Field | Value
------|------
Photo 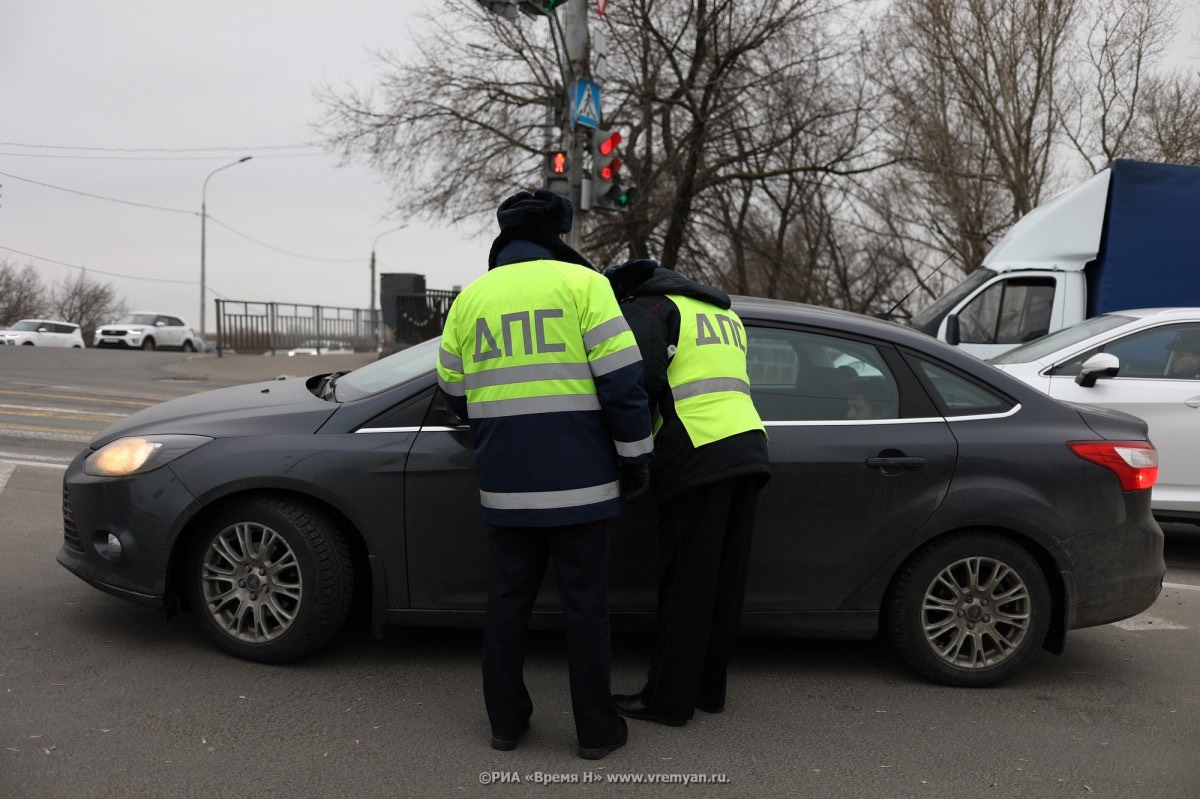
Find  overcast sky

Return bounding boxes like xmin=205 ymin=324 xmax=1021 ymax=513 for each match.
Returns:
xmin=2 ymin=2 xmax=1198 ymax=333
xmin=0 ymin=0 xmax=487 ymax=331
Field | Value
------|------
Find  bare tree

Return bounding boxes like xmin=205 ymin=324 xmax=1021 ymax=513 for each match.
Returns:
xmin=1129 ymin=72 xmax=1200 ymax=165
xmin=864 ymin=0 xmax=1080 ymax=316
xmin=316 ymin=0 xmax=888 ymax=303
xmin=1060 ymin=0 xmax=1179 ymax=171
xmin=0 ymin=259 xmax=47 ymax=326
xmin=47 ymin=272 xmax=126 ymax=343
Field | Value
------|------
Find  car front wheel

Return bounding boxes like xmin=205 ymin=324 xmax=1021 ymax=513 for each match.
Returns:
xmin=885 ymin=531 xmax=1050 ymax=687
xmin=186 ymin=496 xmax=354 ymax=663
xmin=182 ymin=340 xmax=195 ymax=352
xmin=141 ymin=337 xmax=156 ymax=351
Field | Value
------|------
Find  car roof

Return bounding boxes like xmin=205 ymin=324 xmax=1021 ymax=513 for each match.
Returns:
xmin=1096 ymin=307 xmax=1200 ymax=321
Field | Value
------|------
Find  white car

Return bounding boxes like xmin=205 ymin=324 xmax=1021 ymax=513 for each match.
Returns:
xmin=94 ymin=312 xmax=202 ymax=352
xmin=990 ymin=307 xmax=1200 ymax=523
xmin=287 ymin=339 xmax=355 ymax=356
xmin=0 ymin=319 xmax=86 ymax=347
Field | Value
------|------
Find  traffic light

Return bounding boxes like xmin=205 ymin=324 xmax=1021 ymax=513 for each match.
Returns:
xmin=517 ymin=0 xmax=569 ymax=16
xmin=590 ymin=129 xmax=635 ymax=211
xmin=592 ymin=129 xmax=622 ymax=208
xmin=544 ymin=148 xmax=569 ymax=197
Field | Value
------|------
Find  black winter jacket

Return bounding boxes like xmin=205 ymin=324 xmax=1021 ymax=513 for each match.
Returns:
xmin=604 ymin=259 xmax=770 ymax=502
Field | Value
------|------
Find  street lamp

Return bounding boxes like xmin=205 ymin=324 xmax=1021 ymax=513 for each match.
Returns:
xmin=200 ymin=156 xmax=252 ymax=337
xmin=370 ymin=226 xmax=406 ymax=351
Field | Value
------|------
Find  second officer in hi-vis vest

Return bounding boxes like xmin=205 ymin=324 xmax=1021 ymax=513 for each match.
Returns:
xmin=604 ymin=258 xmax=771 ymax=727
xmin=437 ymin=189 xmax=653 ymax=760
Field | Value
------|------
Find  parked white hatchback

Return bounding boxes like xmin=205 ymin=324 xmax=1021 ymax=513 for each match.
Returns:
xmin=990 ymin=307 xmax=1200 ymax=523
xmin=94 ymin=312 xmax=202 ymax=352
xmin=0 ymin=319 xmax=86 ymax=347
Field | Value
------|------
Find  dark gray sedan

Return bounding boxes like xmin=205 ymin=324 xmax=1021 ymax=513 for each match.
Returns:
xmin=59 ymin=298 xmax=1165 ymax=687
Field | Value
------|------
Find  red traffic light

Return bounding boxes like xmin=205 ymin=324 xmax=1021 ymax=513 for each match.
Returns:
xmin=550 ymin=150 xmax=568 ymax=174
xmin=599 ymin=157 xmax=622 ymax=181
xmin=598 ymin=131 xmax=622 ymax=156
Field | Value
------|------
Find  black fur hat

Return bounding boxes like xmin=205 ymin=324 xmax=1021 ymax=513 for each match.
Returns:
xmin=496 ymin=189 xmax=573 ymax=234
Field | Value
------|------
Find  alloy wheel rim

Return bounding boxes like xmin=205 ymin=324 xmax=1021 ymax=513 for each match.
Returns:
xmin=920 ymin=555 xmax=1031 ymax=670
xmin=200 ymin=521 xmax=303 ymax=644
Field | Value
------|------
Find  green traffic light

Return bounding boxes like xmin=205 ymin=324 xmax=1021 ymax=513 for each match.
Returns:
xmin=542 ymin=0 xmax=569 ymax=12
xmin=616 ymin=186 xmax=638 ymax=208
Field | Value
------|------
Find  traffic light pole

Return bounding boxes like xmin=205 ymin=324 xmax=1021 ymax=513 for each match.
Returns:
xmin=563 ymin=0 xmax=589 ymax=252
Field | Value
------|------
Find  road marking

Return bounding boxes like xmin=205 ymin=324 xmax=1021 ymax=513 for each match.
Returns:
xmin=0 ymin=388 xmax=157 ymax=408
xmin=1163 ymin=581 xmax=1200 ymax=592
xmin=0 ymin=402 xmax=125 ymax=420
xmin=1112 ymin=615 xmax=1188 ymax=630
xmin=0 ymin=462 xmax=13 ymax=493
xmin=0 ymin=450 xmax=72 ymax=464
xmin=0 ymin=426 xmax=93 ymax=443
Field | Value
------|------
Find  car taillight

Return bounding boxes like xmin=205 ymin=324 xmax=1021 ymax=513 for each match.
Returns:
xmin=1068 ymin=441 xmax=1158 ymax=491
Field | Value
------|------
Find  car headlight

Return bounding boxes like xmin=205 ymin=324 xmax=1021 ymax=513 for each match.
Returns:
xmin=84 ymin=434 xmax=213 ymax=477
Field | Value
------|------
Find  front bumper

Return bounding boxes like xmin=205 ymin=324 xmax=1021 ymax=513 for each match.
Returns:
xmin=58 ymin=452 xmax=200 ymax=607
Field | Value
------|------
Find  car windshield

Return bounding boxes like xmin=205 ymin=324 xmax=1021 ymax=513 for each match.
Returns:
xmin=9 ymin=321 xmax=43 ymax=331
xmin=333 ymin=337 xmax=441 ymax=402
xmin=908 ymin=268 xmax=994 ymax=335
xmin=116 ymin=314 xmax=158 ymax=325
xmin=989 ymin=313 xmax=1135 ymax=364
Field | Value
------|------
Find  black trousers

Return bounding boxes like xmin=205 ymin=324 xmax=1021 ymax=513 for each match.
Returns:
xmin=639 ymin=475 xmax=760 ymax=720
xmin=482 ymin=519 xmax=621 ymax=748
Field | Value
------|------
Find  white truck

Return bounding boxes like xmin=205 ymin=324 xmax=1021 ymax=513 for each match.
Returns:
xmin=909 ymin=159 xmax=1200 ymax=359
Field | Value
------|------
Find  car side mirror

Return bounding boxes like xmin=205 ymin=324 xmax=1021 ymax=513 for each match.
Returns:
xmin=945 ymin=314 xmax=961 ymax=346
xmin=1076 ymin=353 xmax=1120 ymax=387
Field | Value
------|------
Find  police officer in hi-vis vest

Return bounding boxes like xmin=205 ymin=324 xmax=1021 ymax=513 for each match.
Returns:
xmin=437 ymin=190 xmax=653 ymax=760
xmin=604 ymin=258 xmax=771 ymax=727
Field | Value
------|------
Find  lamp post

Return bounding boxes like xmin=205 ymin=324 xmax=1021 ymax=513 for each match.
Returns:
xmin=200 ymin=156 xmax=252 ymax=337
xmin=370 ymin=226 xmax=406 ymax=352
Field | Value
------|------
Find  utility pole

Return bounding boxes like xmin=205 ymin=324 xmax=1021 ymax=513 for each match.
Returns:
xmin=478 ymin=0 xmax=596 ymax=249
xmin=563 ymin=0 xmax=590 ymax=252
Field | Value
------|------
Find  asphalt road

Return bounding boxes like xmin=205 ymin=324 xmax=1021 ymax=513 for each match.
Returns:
xmin=2 ymin=347 xmax=1199 ymax=798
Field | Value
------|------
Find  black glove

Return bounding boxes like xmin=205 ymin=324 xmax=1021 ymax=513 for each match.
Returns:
xmin=619 ymin=463 xmax=651 ymax=502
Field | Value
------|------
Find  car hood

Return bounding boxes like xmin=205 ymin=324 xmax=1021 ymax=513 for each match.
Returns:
xmin=101 ymin=323 xmax=153 ymax=332
xmin=90 ymin=377 xmax=337 ymax=448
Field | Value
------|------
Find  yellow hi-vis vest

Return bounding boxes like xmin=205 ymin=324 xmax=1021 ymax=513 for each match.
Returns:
xmin=664 ymin=294 xmax=765 ymax=448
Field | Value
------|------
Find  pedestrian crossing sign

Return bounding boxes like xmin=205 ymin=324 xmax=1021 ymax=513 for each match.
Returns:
xmin=572 ymin=79 xmax=601 ymax=129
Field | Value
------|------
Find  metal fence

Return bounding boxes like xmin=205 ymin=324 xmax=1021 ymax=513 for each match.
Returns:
xmin=393 ymin=289 xmax=459 ymax=347
xmin=214 ymin=289 xmax=461 ymax=356
xmin=213 ymin=301 xmax=377 ymax=356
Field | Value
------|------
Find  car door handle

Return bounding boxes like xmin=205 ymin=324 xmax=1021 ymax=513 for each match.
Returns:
xmin=865 ymin=456 xmax=927 ymax=474
xmin=1186 ymin=397 xmax=1200 ymax=409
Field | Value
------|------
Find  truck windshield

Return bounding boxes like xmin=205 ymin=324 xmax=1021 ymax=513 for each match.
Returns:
xmin=988 ymin=314 xmax=1135 ymax=364
xmin=909 ymin=269 xmax=994 ymax=336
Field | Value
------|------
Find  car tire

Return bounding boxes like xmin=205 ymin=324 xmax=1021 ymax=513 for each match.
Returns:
xmin=885 ymin=531 xmax=1050 ymax=688
xmin=182 ymin=340 xmax=195 ymax=353
xmin=141 ymin=337 xmax=156 ymax=351
xmin=185 ymin=496 xmax=354 ymax=663
xmin=22 ymin=341 xmax=33 ymax=346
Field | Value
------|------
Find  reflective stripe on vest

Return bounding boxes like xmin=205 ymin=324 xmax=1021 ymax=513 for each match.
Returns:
xmin=480 ymin=480 xmax=620 ymax=510
xmin=440 ymin=260 xmax=641 ymax=420
xmin=665 ymin=294 xmax=765 ymax=448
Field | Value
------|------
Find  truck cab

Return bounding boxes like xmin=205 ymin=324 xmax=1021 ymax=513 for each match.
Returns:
xmin=910 ymin=165 xmax=1111 ymax=359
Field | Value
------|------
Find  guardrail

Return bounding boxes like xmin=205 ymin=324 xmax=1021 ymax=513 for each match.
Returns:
xmin=214 ymin=290 xmax=460 ymax=356
xmin=213 ymin=301 xmax=377 ymax=356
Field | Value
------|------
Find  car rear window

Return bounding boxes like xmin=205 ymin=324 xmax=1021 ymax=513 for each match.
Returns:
xmin=912 ymin=359 xmax=1014 ymax=417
